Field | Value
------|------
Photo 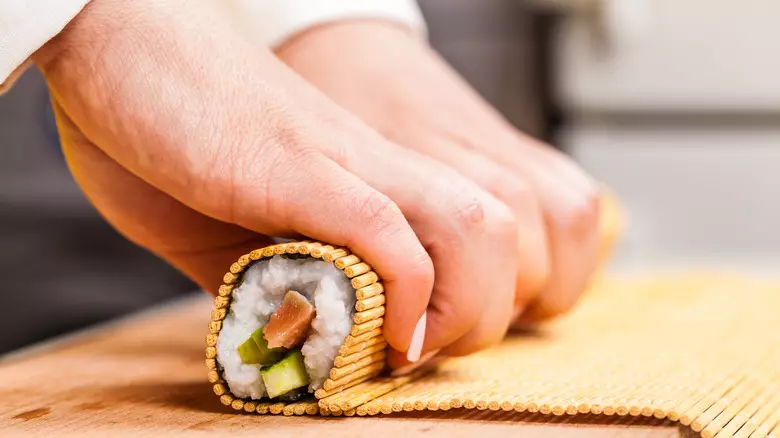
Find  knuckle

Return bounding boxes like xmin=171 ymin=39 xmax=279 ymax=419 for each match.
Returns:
xmin=451 ymin=195 xmax=487 ymax=236
xmin=235 ymin=145 xmax=317 ymax=225
xmin=449 ymin=192 xmax=518 ymax=244
xmin=356 ymin=191 xmax=405 ymax=236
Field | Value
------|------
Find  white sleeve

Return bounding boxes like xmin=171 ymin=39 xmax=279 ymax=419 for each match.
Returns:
xmin=0 ymin=0 xmax=90 ymax=93
xmin=224 ymin=0 xmax=427 ymax=48
xmin=1 ymin=1 xmax=425 ymax=93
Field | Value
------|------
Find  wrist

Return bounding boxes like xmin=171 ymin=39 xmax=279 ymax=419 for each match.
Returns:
xmin=33 ymin=0 xmax=206 ymax=81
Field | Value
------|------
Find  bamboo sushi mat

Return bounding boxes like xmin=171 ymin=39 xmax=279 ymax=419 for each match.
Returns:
xmin=309 ymin=274 xmax=778 ymax=438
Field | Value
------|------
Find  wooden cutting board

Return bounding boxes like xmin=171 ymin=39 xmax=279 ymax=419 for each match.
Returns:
xmin=0 ymin=294 xmax=692 ymax=437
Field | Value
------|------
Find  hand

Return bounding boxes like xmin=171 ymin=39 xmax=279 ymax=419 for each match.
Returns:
xmin=36 ymin=1 xmax=521 ymax=368
xmin=275 ymin=21 xmax=605 ymax=330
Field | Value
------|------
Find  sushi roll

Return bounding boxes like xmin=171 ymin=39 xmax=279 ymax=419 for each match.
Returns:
xmin=206 ymin=241 xmax=389 ymax=414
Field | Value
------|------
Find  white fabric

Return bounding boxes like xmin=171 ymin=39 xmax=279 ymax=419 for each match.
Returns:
xmin=225 ymin=0 xmax=427 ymax=48
xmin=0 ymin=0 xmax=90 ymax=93
xmin=0 ymin=0 xmax=425 ymax=93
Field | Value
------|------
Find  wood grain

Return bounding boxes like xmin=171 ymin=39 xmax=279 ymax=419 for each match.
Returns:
xmin=0 ymin=295 xmax=687 ymax=437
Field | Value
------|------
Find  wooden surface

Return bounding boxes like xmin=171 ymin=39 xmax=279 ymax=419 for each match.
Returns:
xmin=0 ymin=295 xmax=693 ymax=437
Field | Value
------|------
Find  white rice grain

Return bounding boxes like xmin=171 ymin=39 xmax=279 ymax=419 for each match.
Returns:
xmin=215 ymin=255 xmax=355 ymax=399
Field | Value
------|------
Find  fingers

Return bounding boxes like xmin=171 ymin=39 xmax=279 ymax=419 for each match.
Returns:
xmin=326 ymin=139 xmax=519 ymax=361
xmin=396 ymin=135 xmax=552 ymax=309
xmin=401 ymin=126 xmax=602 ymax=326
xmin=515 ymin=186 xmax=601 ymax=323
xmin=504 ymin=142 xmax=603 ymax=325
xmin=274 ymin=17 xmax=606 ymax=329
xmin=439 ymin=262 xmax=517 ymax=356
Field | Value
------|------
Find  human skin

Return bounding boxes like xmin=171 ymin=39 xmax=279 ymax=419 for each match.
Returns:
xmin=273 ymin=22 xmax=603 ymax=365
xmin=31 ymin=0 xmax=537 ymax=367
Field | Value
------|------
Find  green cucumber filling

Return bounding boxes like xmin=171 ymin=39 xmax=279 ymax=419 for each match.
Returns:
xmin=237 ymin=326 xmax=309 ymax=399
xmin=236 ymin=326 xmax=286 ymax=366
xmin=235 ymin=288 xmax=318 ymax=399
xmin=260 ymin=350 xmax=310 ymax=399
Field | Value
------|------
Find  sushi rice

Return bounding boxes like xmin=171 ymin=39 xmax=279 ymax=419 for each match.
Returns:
xmin=216 ymin=255 xmax=356 ymax=399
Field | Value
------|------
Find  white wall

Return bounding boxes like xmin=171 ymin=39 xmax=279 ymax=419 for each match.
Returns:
xmin=554 ymin=0 xmax=780 ymax=274
xmin=555 ymin=0 xmax=780 ymax=112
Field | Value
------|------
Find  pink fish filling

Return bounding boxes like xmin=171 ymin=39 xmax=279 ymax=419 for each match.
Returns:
xmin=264 ymin=290 xmax=316 ymax=349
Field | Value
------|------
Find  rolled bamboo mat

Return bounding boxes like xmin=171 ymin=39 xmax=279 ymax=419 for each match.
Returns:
xmin=339 ymin=274 xmax=780 ymax=438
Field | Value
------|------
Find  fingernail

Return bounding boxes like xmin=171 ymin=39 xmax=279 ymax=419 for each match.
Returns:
xmin=391 ymin=349 xmax=440 ymax=377
xmin=407 ymin=312 xmax=426 ymax=362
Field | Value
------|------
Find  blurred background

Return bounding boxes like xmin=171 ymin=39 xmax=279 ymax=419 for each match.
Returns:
xmin=1 ymin=0 xmax=778 ymax=354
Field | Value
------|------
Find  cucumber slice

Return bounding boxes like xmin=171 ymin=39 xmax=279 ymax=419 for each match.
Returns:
xmin=236 ymin=326 xmax=286 ymax=365
xmin=237 ymin=337 xmax=264 ymax=364
xmin=261 ymin=350 xmax=309 ymax=399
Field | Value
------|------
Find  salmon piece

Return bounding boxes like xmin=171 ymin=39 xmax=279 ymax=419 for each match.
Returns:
xmin=264 ymin=290 xmax=316 ymax=349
